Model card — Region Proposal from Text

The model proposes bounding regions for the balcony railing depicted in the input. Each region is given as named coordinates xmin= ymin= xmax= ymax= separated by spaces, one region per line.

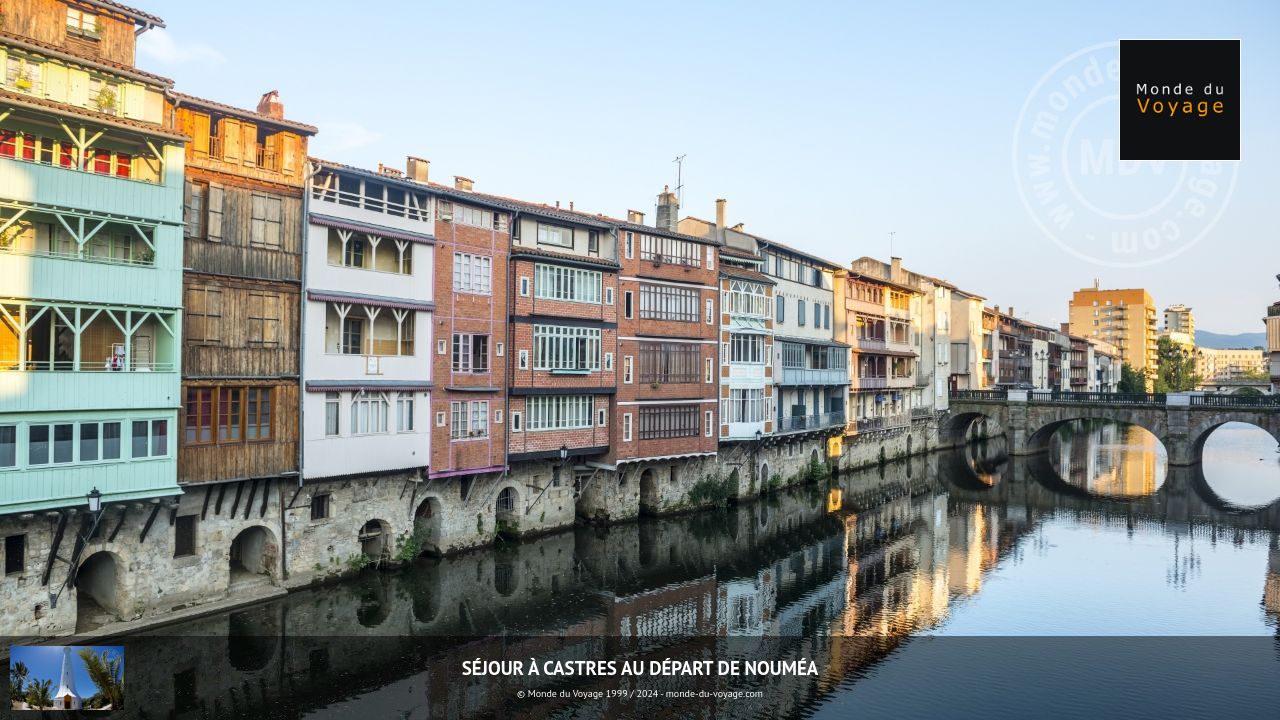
xmin=779 ymin=366 xmax=849 ymax=385
xmin=1 ymin=360 xmax=176 ymax=373
xmin=777 ymin=412 xmax=845 ymax=433
xmin=950 ymin=389 xmax=1008 ymax=401
xmin=1190 ymin=394 xmax=1280 ymax=408
xmin=847 ymin=414 xmax=911 ymax=434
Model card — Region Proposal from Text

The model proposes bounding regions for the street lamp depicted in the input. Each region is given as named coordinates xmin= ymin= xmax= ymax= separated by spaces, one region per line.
xmin=50 ymin=488 xmax=105 ymax=610
xmin=87 ymin=487 xmax=102 ymax=514
xmin=558 ymin=445 xmax=569 ymax=463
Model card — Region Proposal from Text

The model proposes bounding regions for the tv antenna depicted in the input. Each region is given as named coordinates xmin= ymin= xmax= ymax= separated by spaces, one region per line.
xmin=889 ymin=231 xmax=896 ymax=257
xmin=673 ymin=154 xmax=686 ymax=206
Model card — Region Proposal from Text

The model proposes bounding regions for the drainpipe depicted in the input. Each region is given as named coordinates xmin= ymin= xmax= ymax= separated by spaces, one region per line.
xmin=502 ymin=211 xmax=518 ymax=490
xmin=284 ymin=161 xmax=318 ymax=581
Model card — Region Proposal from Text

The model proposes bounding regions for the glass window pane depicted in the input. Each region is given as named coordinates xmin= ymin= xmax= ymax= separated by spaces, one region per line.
xmin=79 ymin=423 xmax=99 ymax=462
xmin=29 ymin=425 xmax=49 ymax=465
xmin=53 ymin=424 xmax=73 ymax=463
xmin=0 ymin=426 xmax=15 ymax=467
xmin=152 ymin=419 xmax=168 ymax=456
xmin=132 ymin=420 xmax=148 ymax=458
xmin=102 ymin=422 xmax=121 ymax=460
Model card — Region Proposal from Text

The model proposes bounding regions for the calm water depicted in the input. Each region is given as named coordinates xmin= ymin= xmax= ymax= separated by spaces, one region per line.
xmin=77 ymin=422 xmax=1280 ymax=718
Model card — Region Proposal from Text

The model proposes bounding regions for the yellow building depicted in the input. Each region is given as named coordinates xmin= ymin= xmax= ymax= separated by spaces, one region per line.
xmin=1197 ymin=347 xmax=1266 ymax=381
xmin=1163 ymin=304 xmax=1195 ymax=345
xmin=1068 ymin=284 xmax=1158 ymax=374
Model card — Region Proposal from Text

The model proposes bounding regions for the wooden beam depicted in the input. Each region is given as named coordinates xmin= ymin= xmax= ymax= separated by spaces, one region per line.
xmin=229 ymin=481 xmax=245 ymax=518
xmin=243 ymin=479 xmax=259 ymax=520
xmin=138 ymin=503 xmax=160 ymax=543
xmin=168 ymin=505 xmax=177 ymax=526
xmin=41 ymin=511 xmax=68 ymax=586
xmin=107 ymin=506 xmax=129 ymax=543
xmin=259 ymin=479 xmax=270 ymax=518
xmin=215 ymin=483 xmax=228 ymax=515
xmin=286 ymin=484 xmax=303 ymax=510
xmin=201 ymin=485 xmax=213 ymax=520
xmin=66 ymin=514 xmax=92 ymax=587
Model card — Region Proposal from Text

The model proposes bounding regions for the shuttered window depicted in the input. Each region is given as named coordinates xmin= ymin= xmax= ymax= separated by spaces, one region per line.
xmin=250 ymin=193 xmax=283 ymax=248
xmin=247 ymin=292 xmax=281 ymax=347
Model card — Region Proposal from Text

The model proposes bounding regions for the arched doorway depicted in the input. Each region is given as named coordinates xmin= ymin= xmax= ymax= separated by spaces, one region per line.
xmin=414 ymin=497 xmax=443 ymax=556
xmin=759 ymin=462 xmax=770 ymax=488
xmin=639 ymin=469 xmax=658 ymax=515
xmin=229 ymin=526 xmax=277 ymax=587
xmin=75 ymin=552 xmax=122 ymax=632
xmin=495 ymin=488 xmax=518 ymax=538
xmin=359 ymin=520 xmax=391 ymax=564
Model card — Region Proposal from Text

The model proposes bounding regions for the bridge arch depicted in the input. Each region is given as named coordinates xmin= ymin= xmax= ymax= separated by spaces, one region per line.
xmin=941 ymin=410 xmax=1005 ymax=446
xmin=1021 ymin=406 xmax=1171 ymax=457
xmin=1187 ymin=417 xmax=1280 ymax=467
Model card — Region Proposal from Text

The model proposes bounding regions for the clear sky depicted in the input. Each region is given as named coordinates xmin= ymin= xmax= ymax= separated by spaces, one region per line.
xmin=10 ymin=645 xmax=123 ymax=700
xmin=137 ymin=1 xmax=1280 ymax=333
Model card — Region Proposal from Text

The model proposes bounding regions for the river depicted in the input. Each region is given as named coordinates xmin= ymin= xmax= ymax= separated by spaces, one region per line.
xmin=87 ymin=422 xmax=1280 ymax=718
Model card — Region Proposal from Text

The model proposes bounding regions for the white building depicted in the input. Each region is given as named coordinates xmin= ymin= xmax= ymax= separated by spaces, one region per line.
xmin=53 ymin=646 xmax=81 ymax=710
xmin=302 ymin=161 xmax=435 ymax=479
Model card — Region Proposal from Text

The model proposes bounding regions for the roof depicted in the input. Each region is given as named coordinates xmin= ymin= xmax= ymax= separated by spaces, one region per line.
xmin=170 ymin=91 xmax=318 ymax=134
xmin=83 ymin=0 xmax=165 ymax=28
xmin=0 ymin=88 xmax=187 ymax=142
xmin=509 ymin=245 xmax=619 ymax=270
xmin=434 ymin=184 xmax=615 ymax=229
xmin=305 ymin=289 xmax=435 ymax=313
xmin=719 ymin=245 xmax=759 ymax=260
xmin=613 ymin=219 xmax=721 ymax=246
xmin=0 ymin=29 xmax=173 ymax=87
xmin=720 ymin=265 xmax=775 ymax=285
xmin=309 ymin=213 xmax=434 ymax=245
xmin=305 ymin=380 xmax=431 ymax=393
xmin=754 ymin=236 xmax=843 ymax=271
xmin=309 ymin=158 xmax=512 ymax=213
xmin=841 ymin=270 xmax=922 ymax=296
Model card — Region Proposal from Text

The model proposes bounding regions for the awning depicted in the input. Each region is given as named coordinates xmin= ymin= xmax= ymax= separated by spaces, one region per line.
xmin=309 ymin=213 xmax=435 ymax=245
xmin=306 ymin=380 xmax=431 ymax=393
xmin=730 ymin=317 xmax=769 ymax=334
xmin=306 ymin=289 xmax=435 ymax=313
xmin=851 ymin=348 xmax=918 ymax=359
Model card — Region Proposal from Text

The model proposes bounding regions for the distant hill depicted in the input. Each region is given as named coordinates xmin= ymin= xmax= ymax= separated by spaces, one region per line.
xmin=1196 ymin=330 xmax=1266 ymax=349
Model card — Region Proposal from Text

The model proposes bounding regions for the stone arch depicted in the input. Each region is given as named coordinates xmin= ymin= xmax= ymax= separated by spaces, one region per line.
xmin=227 ymin=606 xmax=279 ymax=672
xmin=639 ymin=468 xmax=659 ymax=515
xmin=1022 ymin=408 xmax=1169 ymax=457
xmin=359 ymin=519 xmax=392 ymax=563
xmin=759 ymin=461 xmax=771 ymax=487
xmin=414 ymin=496 xmax=444 ymax=555
xmin=494 ymin=555 xmax=519 ymax=596
xmin=75 ymin=550 xmax=126 ymax=632
xmin=229 ymin=524 xmax=278 ymax=586
xmin=809 ymin=448 xmax=820 ymax=468
xmin=1187 ymin=416 xmax=1280 ymax=467
xmin=495 ymin=485 xmax=519 ymax=537
xmin=941 ymin=411 xmax=1002 ymax=445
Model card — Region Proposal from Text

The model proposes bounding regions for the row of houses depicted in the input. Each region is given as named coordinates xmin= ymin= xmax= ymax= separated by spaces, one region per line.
xmin=0 ymin=0 xmax=1118 ymax=637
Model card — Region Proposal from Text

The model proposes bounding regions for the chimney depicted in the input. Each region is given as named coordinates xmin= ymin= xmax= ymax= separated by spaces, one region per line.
xmin=1093 ymin=278 xmax=1101 ymax=290
xmin=656 ymin=185 xmax=679 ymax=233
xmin=1009 ymin=306 xmax=1015 ymax=318
xmin=627 ymin=209 xmax=645 ymax=224
xmin=569 ymin=201 xmax=574 ymax=211
xmin=256 ymin=90 xmax=284 ymax=120
xmin=406 ymin=156 xmax=429 ymax=183
xmin=454 ymin=176 xmax=473 ymax=191
xmin=890 ymin=256 xmax=902 ymax=283
xmin=715 ymin=198 xmax=727 ymax=228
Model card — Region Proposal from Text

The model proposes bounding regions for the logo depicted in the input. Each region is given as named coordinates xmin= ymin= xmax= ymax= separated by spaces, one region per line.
xmin=1013 ymin=42 xmax=1238 ymax=268
xmin=1120 ymin=40 xmax=1240 ymax=160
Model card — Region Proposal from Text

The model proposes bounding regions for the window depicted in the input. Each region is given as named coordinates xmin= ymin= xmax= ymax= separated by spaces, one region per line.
xmin=174 ymin=515 xmax=196 ymax=558
xmin=340 ymin=316 xmax=364 ymax=355
xmin=103 ymin=422 xmax=121 ymax=460
xmin=776 ymin=295 xmax=786 ymax=323
xmin=640 ymin=284 xmax=698 ymax=322
xmin=4 ymin=535 xmax=24 ymax=574
xmin=396 ymin=393 xmax=414 ymax=432
xmin=623 ymin=355 xmax=633 ymax=383
xmin=450 ymin=401 xmax=489 ymax=438
xmin=622 ymin=413 xmax=633 ymax=441
xmin=66 ymin=8 xmax=99 ymax=38
xmin=598 ymin=408 xmax=608 ymax=427
xmin=453 ymin=253 xmax=492 ymax=294
xmin=706 ymin=245 xmax=715 ymax=271
xmin=639 ymin=405 xmax=700 ymax=439
xmin=723 ymin=389 xmax=768 ymax=423
xmin=494 ymin=409 xmax=503 ymax=424
xmin=723 ymin=280 xmax=768 ymax=316
xmin=605 ymin=287 xmax=614 ymax=305
xmin=510 ymin=412 xmax=523 ymax=432
xmin=250 ymin=194 xmax=283 ymax=248
xmin=217 ymin=387 xmax=243 ymax=442
xmin=729 ymin=334 xmax=765 ymax=364
xmin=624 ymin=232 xmax=634 ymax=259
xmin=640 ymin=233 xmax=700 ymax=267
xmin=537 ymin=224 xmax=572 ymax=248
xmin=351 ymin=392 xmax=389 ymax=434
xmin=705 ymin=357 xmax=714 ymax=383
xmin=342 ymin=236 xmax=366 ymax=268
xmin=535 ymin=264 xmax=602 ymax=303
xmin=534 ymin=326 xmax=600 ymax=371
xmin=782 ymin=343 xmax=805 ymax=368
xmin=310 ymin=493 xmax=330 ymax=520
xmin=705 ymin=410 xmax=714 ymax=436
xmin=325 ymin=392 xmax=340 ymax=436
xmin=604 ymin=352 xmax=614 ymax=371
xmin=129 ymin=419 xmax=168 ymax=458
xmin=527 ymin=395 xmax=593 ymax=431
xmin=0 ymin=426 xmax=15 ymax=468
xmin=452 ymin=334 xmax=490 ymax=373
xmin=518 ymin=349 xmax=529 ymax=370
xmin=639 ymin=342 xmax=700 ymax=383
xmin=454 ymin=205 xmax=494 ymax=229
xmin=624 ymin=291 xmax=633 ymax=319
xmin=28 ymin=425 xmax=49 ymax=465
xmin=185 ymin=388 xmax=214 ymax=445
xmin=435 ymin=411 xmax=446 ymax=427
xmin=706 ymin=298 xmax=714 ymax=324
xmin=246 ymin=388 xmax=272 ymax=440
xmin=186 ymin=287 xmax=223 ymax=344
xmin=519 ymin=277 xmax=530 ymax=296
xmin=798 ymin=300 xmax=806 ymax=326
xmin=588 ymin=230 xmax=599 ymax=254
xmin=185 ymin=180 xmax=207 ymax=239
xmin=247 ymin=293 xmax=281 ymax=347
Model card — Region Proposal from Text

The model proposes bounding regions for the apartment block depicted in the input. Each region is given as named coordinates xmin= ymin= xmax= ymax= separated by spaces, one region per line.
xmin=1068 ymin=284 xmax=1158 ymax=375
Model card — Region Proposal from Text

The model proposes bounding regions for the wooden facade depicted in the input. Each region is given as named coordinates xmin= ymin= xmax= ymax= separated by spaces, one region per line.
xmin=174 ymin=94 xmax=315 ymax=487
xmin=0 ymin=0 xmax=162 ymax=67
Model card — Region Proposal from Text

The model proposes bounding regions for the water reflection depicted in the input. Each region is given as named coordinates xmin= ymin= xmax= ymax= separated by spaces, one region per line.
xmin=1049 ymin=419 xmax=1167 ymax=497
xmin=1202 ymin=422 xmax=1280 ymax=508
xmin=39 ymin=424 xmax=1280 ymax=719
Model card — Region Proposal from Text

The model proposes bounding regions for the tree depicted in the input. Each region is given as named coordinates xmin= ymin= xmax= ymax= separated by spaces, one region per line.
xmin=25 ymin=678 xmax=52 ymax=710
xmin=1153 ymin=337 xmax=1200 ymax=393
xmin=1117 ymin=363 xmax=1147 ymax=393
xmin=78 ymin=647 xmax=124 ymax=709
xmin=8 ymin=660 xmax=28 ymax=704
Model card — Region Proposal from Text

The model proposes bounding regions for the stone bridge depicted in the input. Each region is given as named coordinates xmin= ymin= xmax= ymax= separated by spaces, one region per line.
xmin=943 ymin=390 xmax=1280 ymax=466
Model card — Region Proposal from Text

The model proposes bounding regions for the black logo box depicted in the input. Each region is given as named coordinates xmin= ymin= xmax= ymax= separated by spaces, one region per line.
xmin=1120 ymin=39 xmax=1240 ymax=160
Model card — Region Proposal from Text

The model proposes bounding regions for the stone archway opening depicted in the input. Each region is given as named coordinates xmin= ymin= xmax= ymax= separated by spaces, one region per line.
xmin=229 ymin=526 xmax=277 ymax=588
xmin=75 ymin=551 xmax=123 ymax=632
xmin=1038 ymin=419 xmax=1168 ymax=498
xmin=359 ymin=519 xmax=391 ymax=564
xmin=495 ymin=487 xmax=519 ymax=539
xmin=414 ymin=497 xmax=443 ymax=556
xmin=1197 ymin=421 xmax=1280 ymax=508
xmin=759 ymin=462 xmax=771 ymax=491
xmin=639 ymin=469 xmax=658 ymax=516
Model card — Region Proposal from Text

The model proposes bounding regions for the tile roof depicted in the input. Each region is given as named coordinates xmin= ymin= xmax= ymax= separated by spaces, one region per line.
xmin=170 ymin=91 xmax=318 ymax=134
xmin=309 ymin=213 xmax=434 ymax=245
xmin=720 ymin=265 xmax=775 ymax=284
xmin=719 ymin=245 xmax=759 ymax=259
xmin=84 ymin=0 xmax=165 ymax=27
xmin=509 ymin=245 xmax=619 ymax=269
xmin=0 ymin=88 xmax=187 ymax=141
xmin=0 ymin=29 xmax=174 ymax=86
xmin=612 ymin=219 xmax=722 ymax=246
